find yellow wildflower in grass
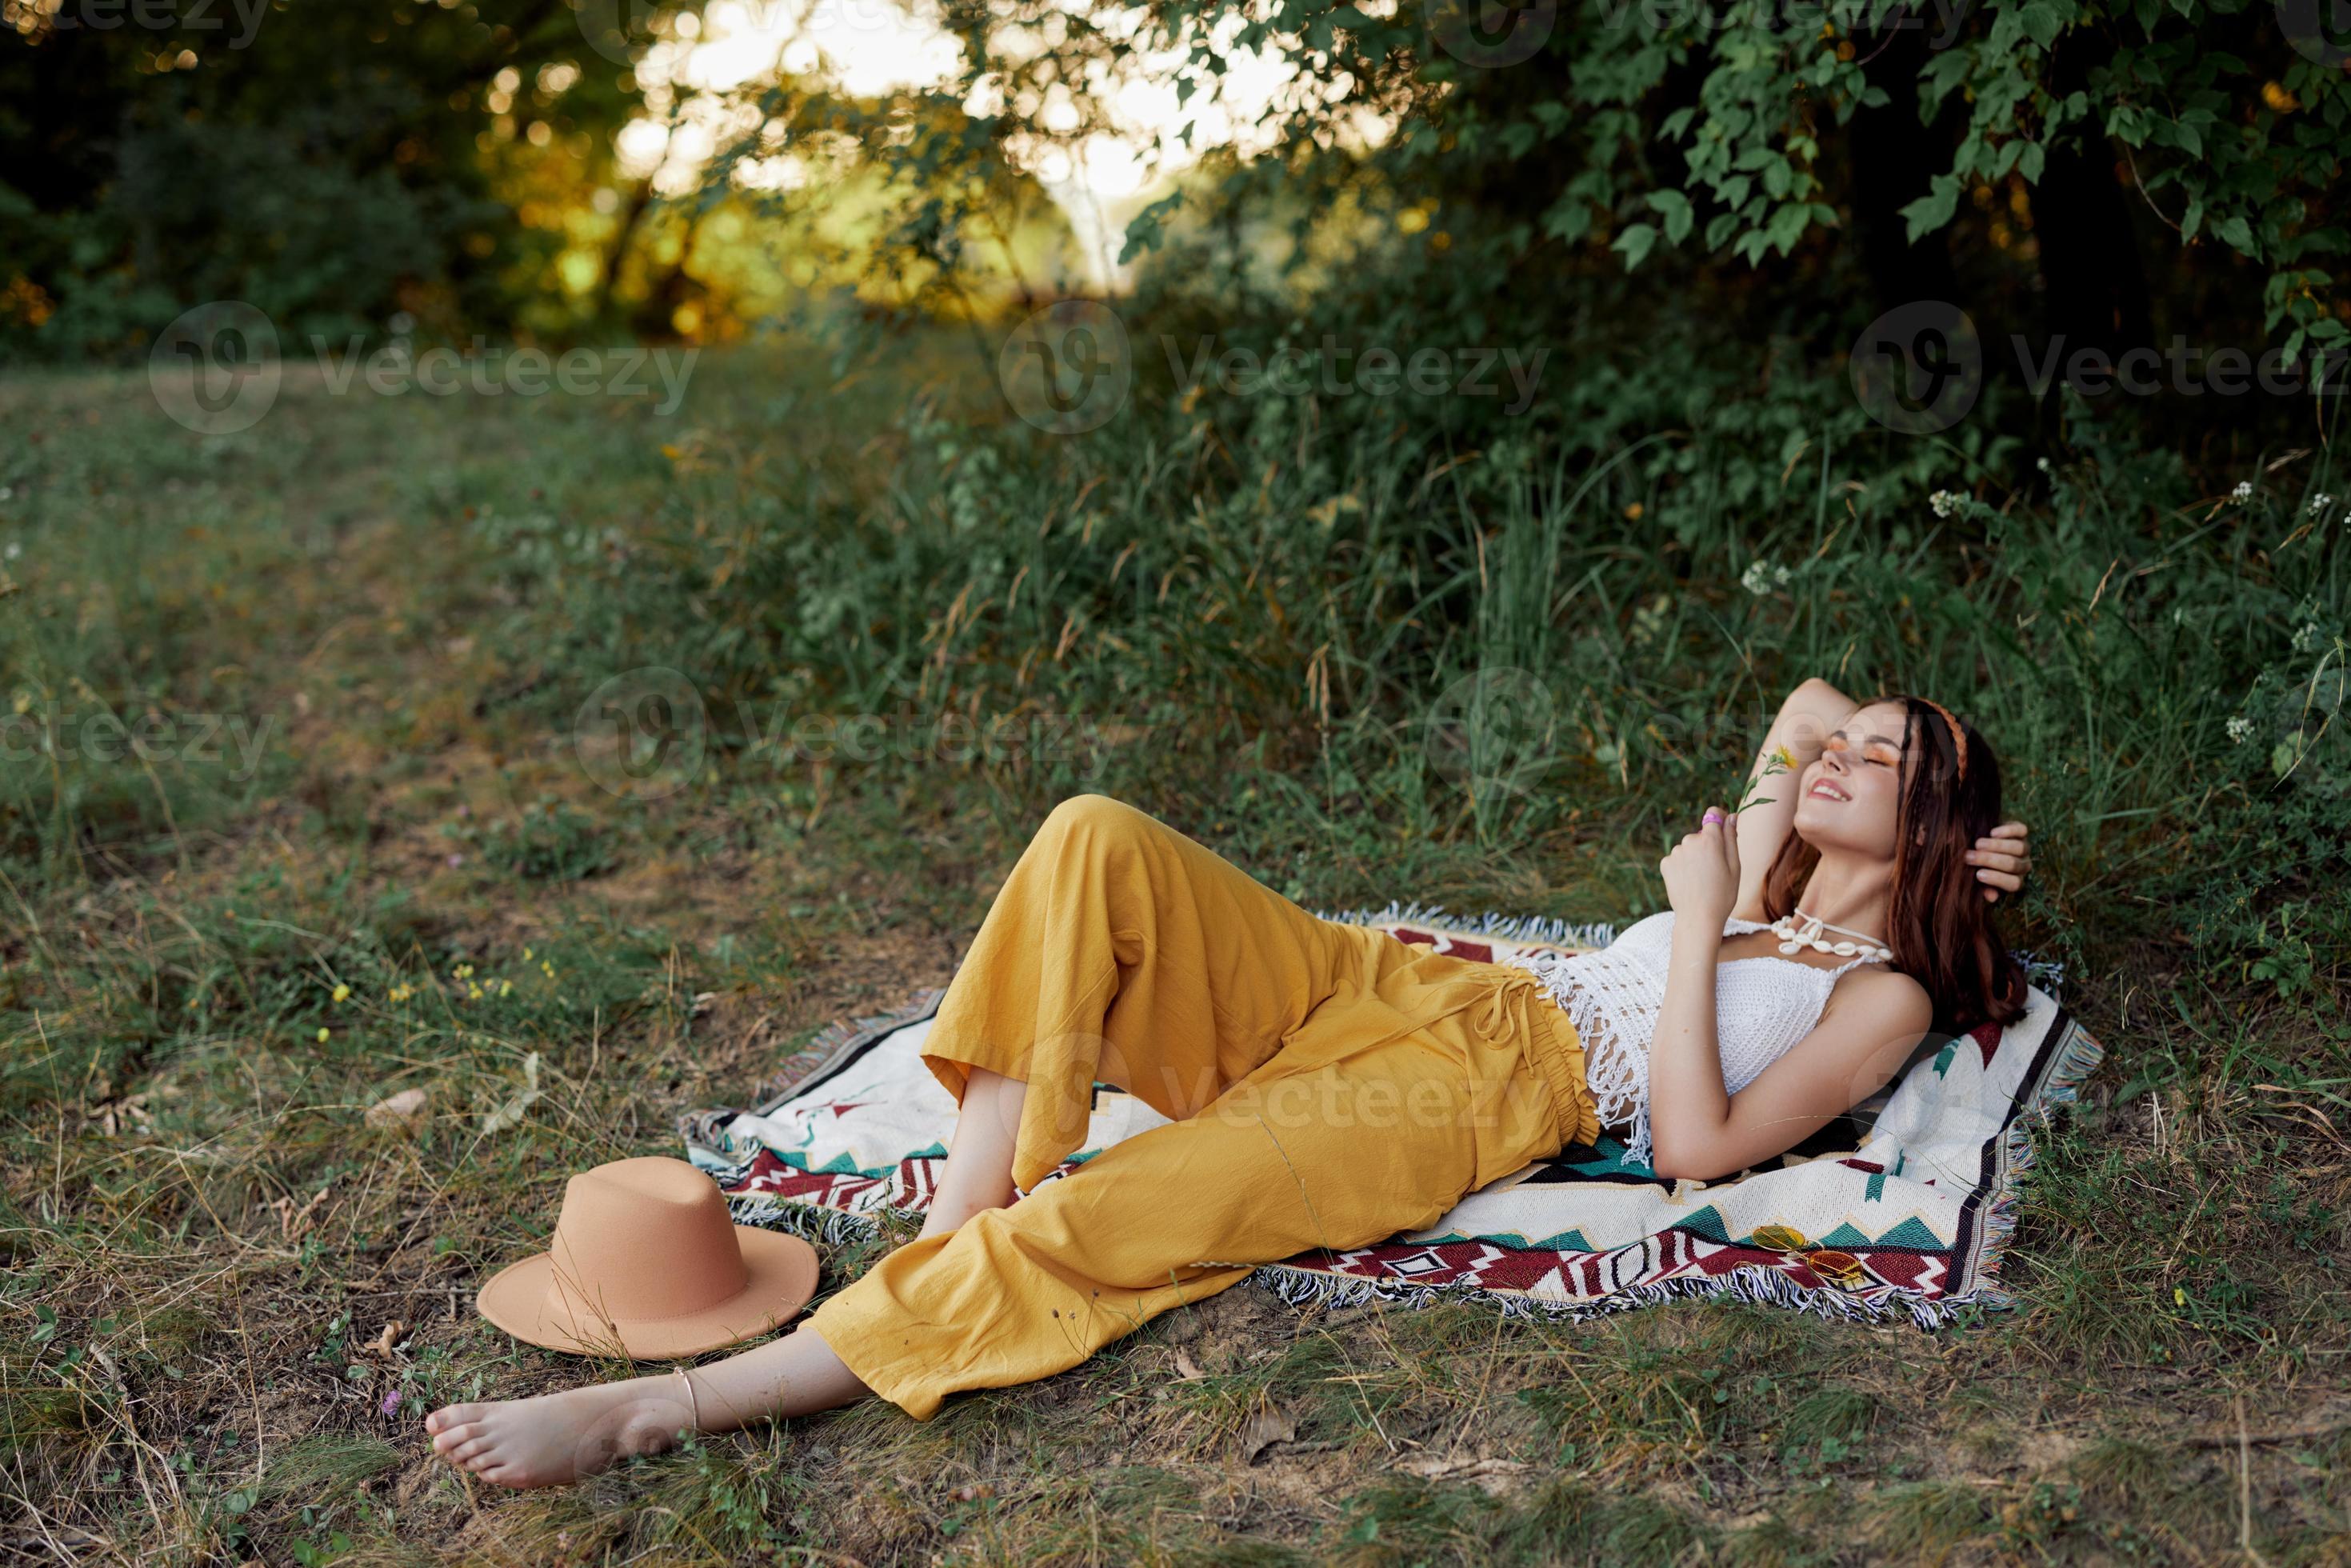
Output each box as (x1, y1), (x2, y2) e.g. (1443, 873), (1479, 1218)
(315, 1027), (330, 1043)
(388, 983), (414, 1003)
(331, 983), (351, 1003)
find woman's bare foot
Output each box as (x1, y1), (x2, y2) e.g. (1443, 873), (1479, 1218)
(425, 1375), (697, 1489)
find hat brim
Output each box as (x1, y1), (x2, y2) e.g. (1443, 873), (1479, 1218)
(476, 1225), (819, 1360)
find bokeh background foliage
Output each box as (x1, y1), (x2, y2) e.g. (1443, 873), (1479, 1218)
(6, 0), (2349, 370)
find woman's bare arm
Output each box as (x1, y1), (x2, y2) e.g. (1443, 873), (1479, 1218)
(1649, 969), (1933, 1182)
(1730, 678), (1857, 922)
(1646, 903), (1734, 1175)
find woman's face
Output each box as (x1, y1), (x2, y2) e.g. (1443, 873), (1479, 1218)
(1791, 700), (1913, 858)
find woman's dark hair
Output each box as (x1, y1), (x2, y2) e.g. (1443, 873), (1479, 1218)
(1757, 694), (2029, 1036)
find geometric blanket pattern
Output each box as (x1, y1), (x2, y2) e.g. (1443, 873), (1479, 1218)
(680, 902), (2101, 1331)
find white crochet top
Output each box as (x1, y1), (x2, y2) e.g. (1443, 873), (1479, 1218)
(1498, 911), (1880, 1170)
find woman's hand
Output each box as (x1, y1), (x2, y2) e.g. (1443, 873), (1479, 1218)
(1662, 806), (1741, 928)
(1969, 821), (2032, 902)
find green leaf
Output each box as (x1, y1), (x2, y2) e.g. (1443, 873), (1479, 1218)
(1898, 175), (1962, 243)
(1767, 202), (1812, 254)
(1649, 189), (1695, 243)
(1613, 222), (1659, 270)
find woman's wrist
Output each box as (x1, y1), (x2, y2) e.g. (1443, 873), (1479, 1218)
(1670, 914), (1728, 950)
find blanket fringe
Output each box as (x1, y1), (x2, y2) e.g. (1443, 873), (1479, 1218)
(1965, 1014), (2106, 1291)
(725, 1192), (903, 1250)
(1313, 900), (1620, 952)
(1247, 1256), (2009, 1331)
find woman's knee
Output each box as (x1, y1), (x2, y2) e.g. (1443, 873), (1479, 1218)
(1041, 792), (1153, 845)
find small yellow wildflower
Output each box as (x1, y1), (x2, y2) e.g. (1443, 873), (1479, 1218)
(466, 984), (484, 1002)
(2173, 1286), (2187, 1306)
(454, 963), (474, 980)
(331, 983), (351, 1003)
(388, 983), (414, 1003)
(315, 1027), (330, 1043)
(522, 946), (534, 962)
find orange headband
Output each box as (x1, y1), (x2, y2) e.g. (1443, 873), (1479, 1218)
(1917, 698), (1968, 781)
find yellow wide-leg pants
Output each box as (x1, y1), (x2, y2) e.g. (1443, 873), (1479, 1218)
(804, 794), (1600, 1419)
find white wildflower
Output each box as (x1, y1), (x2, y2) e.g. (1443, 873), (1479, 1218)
(2226, 716), (2255, 746)
(2230, 482), (2253, 503)
(2035, 458), (2052, 474)
(1929, 489), (1963, 518)
(2309, 493), (2336, 517)
(1, 542), (16, 562)
(2292, 622), (2324, 653)
(1741, 559), (1790, 596)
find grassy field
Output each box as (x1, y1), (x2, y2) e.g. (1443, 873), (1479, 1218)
(2, 340), (2347, 1566)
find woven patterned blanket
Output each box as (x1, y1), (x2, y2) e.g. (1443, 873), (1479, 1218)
(680, 905), (2101, 1330)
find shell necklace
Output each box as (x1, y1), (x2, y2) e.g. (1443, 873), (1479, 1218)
(1769, 907), (1893, 963)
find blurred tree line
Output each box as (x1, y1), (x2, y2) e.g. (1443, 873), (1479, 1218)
(797, 0), (2348, 438)
(6, 0), (2349, 447)
(0, 0), (710, 355)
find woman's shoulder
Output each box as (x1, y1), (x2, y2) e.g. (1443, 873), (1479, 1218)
(1610, 908), (1676, 944)
(1826, 962), (1933, 1027)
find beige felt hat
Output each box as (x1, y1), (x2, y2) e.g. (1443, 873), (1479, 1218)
(476, 1157), (818, 1359)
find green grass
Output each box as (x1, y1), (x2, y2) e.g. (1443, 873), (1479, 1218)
(1, 336), (2347, 1565)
